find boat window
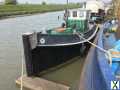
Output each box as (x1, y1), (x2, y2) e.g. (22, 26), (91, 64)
(79, 12), (84, 17)
(87, 12), (90, 19)
(73, 11), (77, 17)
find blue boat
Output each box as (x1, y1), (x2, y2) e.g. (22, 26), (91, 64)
(78, 21), (120, 90)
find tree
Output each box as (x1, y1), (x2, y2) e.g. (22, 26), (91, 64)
(41, 1), (46, 5)
(5, 0), (17, 5)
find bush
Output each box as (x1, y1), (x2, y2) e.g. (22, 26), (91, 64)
(5, 0), (17, 5)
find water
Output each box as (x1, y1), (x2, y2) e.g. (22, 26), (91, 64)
(41, 57), (84, 87)
(0, 11), (84, 90)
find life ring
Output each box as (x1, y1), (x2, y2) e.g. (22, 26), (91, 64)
(40, 38), (45, 44)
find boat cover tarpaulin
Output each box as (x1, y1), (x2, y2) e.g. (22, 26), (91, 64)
(109, 40), (120, 75)
(77, 23), (119, 90)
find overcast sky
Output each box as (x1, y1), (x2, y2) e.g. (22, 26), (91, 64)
(0, 0), (111, 4)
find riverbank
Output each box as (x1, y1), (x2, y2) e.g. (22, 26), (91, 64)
(0, 4), (80, 19)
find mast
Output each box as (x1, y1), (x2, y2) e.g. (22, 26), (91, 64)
(65, 0), (69, 21)
(66, 0), (69, 10)
(67, 0), (68, 5)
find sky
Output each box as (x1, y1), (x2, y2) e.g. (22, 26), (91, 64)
(0, 0), (111, 4)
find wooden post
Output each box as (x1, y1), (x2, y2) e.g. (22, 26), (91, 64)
(116, 22), (120, 39)
(113, 0), (120, 39)
(22, 33), (34, 76)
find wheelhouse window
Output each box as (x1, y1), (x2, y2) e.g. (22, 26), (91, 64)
(73, 11), (77, 17)
(79, 12), (84, 17)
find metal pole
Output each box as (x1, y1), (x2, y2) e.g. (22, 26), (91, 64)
(67, 0), (68, 4)
(65, 0), (69, 20)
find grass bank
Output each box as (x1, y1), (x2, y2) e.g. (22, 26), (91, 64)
(0, 4), (80, 19)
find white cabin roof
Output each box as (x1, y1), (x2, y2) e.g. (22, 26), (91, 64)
(86, 0), (105, 13)
(68, 9), (90, 20)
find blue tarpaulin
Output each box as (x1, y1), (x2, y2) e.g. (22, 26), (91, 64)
(110, 40), (120, 75)
(78, 22), (119, 90)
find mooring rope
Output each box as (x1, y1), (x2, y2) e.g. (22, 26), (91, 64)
(20, 52), (24, 90)
(75, 26), (112, 66)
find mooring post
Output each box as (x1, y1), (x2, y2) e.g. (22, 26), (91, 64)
(22, 32), (35, 76)
(116, 22), (120, 40)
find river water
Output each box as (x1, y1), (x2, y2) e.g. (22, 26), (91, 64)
(0, 11), (84, 90)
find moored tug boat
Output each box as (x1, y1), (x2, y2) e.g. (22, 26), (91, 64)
(22, 9), (99, 76)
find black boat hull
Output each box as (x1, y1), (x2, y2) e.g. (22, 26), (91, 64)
(22, 25), (98, 76)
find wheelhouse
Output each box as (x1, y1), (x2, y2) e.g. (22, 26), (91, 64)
(47, 9), (91, 35)
(66, 9), (91, 32)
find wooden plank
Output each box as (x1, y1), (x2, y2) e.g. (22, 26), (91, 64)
(16, 75), (70, 90)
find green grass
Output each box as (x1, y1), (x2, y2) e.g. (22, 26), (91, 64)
(0, 4), (80, 18)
